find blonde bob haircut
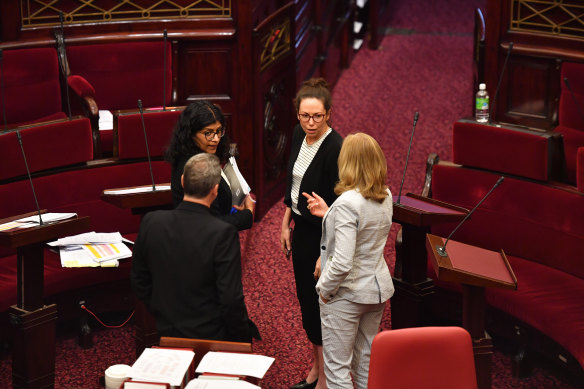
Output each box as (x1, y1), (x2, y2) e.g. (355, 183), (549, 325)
(335, 133), (389, 203)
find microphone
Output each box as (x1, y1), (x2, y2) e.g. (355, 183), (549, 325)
(58, 11), (72, 120)
(162, 29), (168, 112)
(137, 99), (156, 191)
(489, 42), (513, 124)
(396, 111), (419, 204)
(0, 48), (7, 131)
(436, 176), (504, 257)
(16, 130), (44, 225)
(563, 77), (584, 124)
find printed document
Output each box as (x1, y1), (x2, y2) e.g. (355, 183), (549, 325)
(195, 352), (274, 379)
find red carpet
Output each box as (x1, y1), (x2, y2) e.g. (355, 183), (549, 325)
(0, 0), (580, 387)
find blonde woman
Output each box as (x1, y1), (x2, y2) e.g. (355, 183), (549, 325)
(304, 133), (394, 389)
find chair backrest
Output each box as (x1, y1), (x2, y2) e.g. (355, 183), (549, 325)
(368, 327), (478, 389)
(115, 107), (183, 159)
(66, 41), (172, 111)
(559, 61), (584, 130)
(0, 47), (64, 125)
(159, 336), (252, 371)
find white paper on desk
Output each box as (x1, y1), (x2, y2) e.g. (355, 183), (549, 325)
(103, 185), (171, 195)
(130, 348), (195, 387)
(59, 246), (119, 268)
(185, 378), (260, 389)
(82, 242), (132, 263)
(195, 352), (274, 379)
(99, 110), (113, 131)
(48, 231), (123, 247)
(0, 221), (36, 231)
(15, 212), (77, 224)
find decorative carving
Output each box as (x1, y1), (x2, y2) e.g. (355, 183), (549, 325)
(510, 0), (584, 39)
(263, 82), (288, 180)
(20, 0), (231, 28)
(259, 17), (291, 72)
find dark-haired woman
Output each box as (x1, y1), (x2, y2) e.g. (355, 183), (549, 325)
(166, 101), (254, 230)
(280, 78), (343, 389)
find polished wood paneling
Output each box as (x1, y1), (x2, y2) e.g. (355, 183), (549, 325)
(483, 0), (584, 129)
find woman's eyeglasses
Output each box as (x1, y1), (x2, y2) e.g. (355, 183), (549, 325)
(298, 113), (326, 123)
(201, 128), (225, 141)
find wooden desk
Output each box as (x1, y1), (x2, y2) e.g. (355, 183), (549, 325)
(426, 233), (517, 389)
(101, 185), (173, 356)
(391, 193), (468, 329)
(0, 211), (90, 389)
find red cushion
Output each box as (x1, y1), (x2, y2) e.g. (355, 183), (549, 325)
(117, 109), (182, 159)
(68, 74), (96, 98)
(554, 125), (584, 185)
(0, 47), (63, 124)
(0, 118), (93, 181)
(430, 163), (584, 279)
(452, 121), (550, 181)
(487, 255), (584, 369)
(66, 41), (172, 111)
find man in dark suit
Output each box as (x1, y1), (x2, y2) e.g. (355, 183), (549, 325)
(131, 153), (259, 341)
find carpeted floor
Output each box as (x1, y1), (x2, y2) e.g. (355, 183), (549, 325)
(0, 0), (581, 388)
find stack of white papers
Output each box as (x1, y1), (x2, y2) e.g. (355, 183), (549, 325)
(185, 379), (260, 389)
(99, 110), (114, 131)
(0, 213), (77, 232)
(49, 231), (132, 268)
(195, 352), (274, 379)
(103, 185), (171, 195)
(130, 348), (195, 387)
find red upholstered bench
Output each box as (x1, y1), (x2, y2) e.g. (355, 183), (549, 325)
(425, 120), (584, 381)
(0, 116), (171, 343)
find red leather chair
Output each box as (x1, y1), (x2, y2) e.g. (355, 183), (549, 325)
(368, 327), (477, 389)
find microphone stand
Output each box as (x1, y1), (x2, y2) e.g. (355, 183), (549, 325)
(16, 130), (44, 225)
(436, 176), (504, 256)
(489, 42), (513, 124)
(397, 111), (419, 204)
(162, 29), (167, 112)
(138, 99), (156, 191)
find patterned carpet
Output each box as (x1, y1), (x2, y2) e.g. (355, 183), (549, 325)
(0, 0), (580, 388)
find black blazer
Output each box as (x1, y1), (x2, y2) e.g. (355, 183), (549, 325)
(171, 153), (253, 231)
(131, 201), (260, 342)
(284, 124), (343, 227)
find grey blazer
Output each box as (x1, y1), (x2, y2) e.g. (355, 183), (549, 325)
(316, 189), (394, 304)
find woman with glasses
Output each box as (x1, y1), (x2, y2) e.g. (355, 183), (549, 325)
(166, 100), (254, 231)
(280, 78), (343, 389)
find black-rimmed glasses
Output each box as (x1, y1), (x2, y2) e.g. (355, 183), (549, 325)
(200, 128), (225, 141)
(298, 113), (326, 123)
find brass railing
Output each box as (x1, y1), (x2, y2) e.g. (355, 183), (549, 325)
(21, 0), (231, 28)
(510, 0), (584, 39)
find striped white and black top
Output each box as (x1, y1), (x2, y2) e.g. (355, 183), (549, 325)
(291, 128), (332, 215)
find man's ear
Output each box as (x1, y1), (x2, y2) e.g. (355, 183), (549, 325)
(211, 183), (219, 197)
(181, 174), (185, 188)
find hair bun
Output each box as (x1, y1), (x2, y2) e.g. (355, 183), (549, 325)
(303, 77), (329, 89)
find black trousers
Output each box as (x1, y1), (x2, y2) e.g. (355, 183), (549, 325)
(291, 212), (323, 346)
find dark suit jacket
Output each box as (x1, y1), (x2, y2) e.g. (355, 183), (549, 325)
(171, 153), (253, 231)
(131, 201), (259, 341)
(284, 124), (343, 227)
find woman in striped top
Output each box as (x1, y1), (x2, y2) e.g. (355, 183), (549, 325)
(281, 78), (343, 389)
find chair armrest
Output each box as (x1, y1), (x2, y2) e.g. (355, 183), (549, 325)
(68, 75), (101, 157)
